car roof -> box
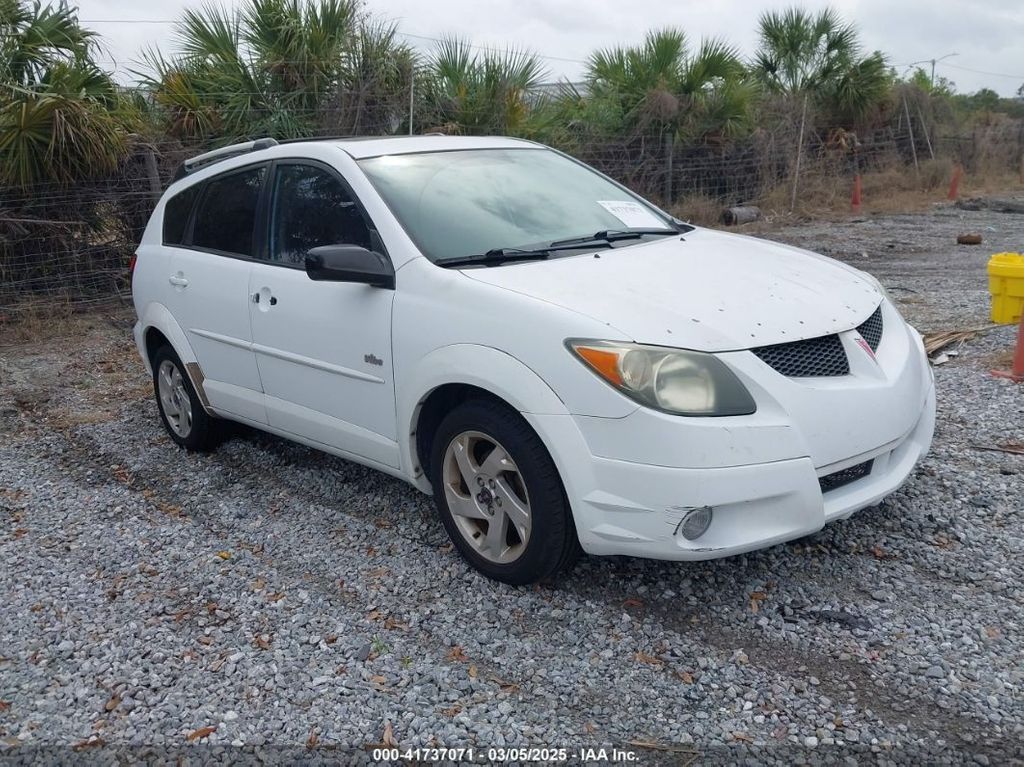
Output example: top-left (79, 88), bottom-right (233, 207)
top-left (326, 135), bottom-right (540, 159)
top-left (166, 135), bottom-right (545, 191)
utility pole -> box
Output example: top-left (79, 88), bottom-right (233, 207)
top-left (907, 53), bottom-right (957, 88)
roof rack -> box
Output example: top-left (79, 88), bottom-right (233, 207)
top-left (173, 137), bottom-right (279, 181)
top-left (275, 135), bottom-right (435, 144)
top-left (171, 133), bottom-right (460, 182)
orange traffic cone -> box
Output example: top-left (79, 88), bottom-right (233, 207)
top-left (851, 174), bottom-right (862, 214)
top-left (947, 164), bottom-right (963, 201)
top-left (992, 311), bottom-right (1024, 382)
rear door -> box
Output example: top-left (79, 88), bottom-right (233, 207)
top-left (247, 160), bottom-right (399, 468)
top-left (165, 165), bottom-right (268, 424)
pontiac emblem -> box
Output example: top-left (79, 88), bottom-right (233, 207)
top-left (854, 336), bottom-right (876, 362)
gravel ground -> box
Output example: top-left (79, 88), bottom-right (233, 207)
top-left (1, 201), bottom-right (1023, 764)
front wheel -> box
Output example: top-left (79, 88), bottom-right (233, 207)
top-left (430, 398), bottom-right (580, 585)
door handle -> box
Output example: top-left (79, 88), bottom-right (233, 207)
top-left (168, 274), bottom-right (189, 287)
top-left (252, 292), bottom-right (278, 306)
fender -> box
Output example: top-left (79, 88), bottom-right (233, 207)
top-left (136, 302), bottom-right (215, 415)
top-left (397, 344), bottom-right (572, 492)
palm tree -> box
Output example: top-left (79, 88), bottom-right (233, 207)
top-left (752, 7), bottom-right (890, 124)
top-left (577, 28), bottom-right (753, 143)
top-left (333, 19), bottom-right (417, 135)
top-left (419, 36), bottom-right (547, 136)
top-left (140, 0), bottom-right (415, 142)
top-left (0, 0), bottom-right (130, 187)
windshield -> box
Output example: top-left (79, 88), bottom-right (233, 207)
top-left (357, 148), bottom-right (674, 263)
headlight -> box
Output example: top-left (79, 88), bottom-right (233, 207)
top-left (567, 340), bottom-right (756, 416)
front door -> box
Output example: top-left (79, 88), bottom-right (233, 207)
top-left (248, 161), bottom-right (399, 468)
top-left (166, 164), bottom-right (268, 424)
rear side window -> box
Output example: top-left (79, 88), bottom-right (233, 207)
top-left (162, 185), bottom-right (198, 246)
top-left (192, 166), bottom-right (266, 257)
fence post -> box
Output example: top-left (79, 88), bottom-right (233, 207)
top-left (663, 131), bottom-right (674, 204)
top-left (903, 96), bottom-right (920, 181)
top-left (142, 147), bottom-right (162, 204)
top-left (1018, 120), bottom-right (1024, 185)
top-left (916, 103), bottom-right (935, 160)
top-left (790, 94), bottom-right (808, 212)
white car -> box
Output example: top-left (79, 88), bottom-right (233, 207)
top-left (131, 135), bottom-right (935, 584)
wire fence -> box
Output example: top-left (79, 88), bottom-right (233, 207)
top-left (1, 94), bottom-right (1022, 321)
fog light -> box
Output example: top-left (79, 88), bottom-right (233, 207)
top-left (680, 506), bottom-right (713, 540)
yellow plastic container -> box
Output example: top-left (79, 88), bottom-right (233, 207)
top-left (988, 252), bottom-right (1024, 324)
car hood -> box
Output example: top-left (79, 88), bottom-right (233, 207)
top-left (460, 228), bottom-right (883, 351)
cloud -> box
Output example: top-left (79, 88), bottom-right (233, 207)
top-left (78, 0), bottom-right (1024, 95)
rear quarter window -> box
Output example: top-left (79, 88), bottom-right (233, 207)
top-left (162, 185), bottom-right (199, 246)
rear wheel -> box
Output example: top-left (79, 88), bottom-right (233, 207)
top-left (430, 398), bottom-right (580, 584)
top-left (152, 345), bottom-right (218, 451)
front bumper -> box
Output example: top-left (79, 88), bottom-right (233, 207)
top-left (531, 381), bottom-right (934, 560)
top-left (528, 310), bottom-right (937, 561)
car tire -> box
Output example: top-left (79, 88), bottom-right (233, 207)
top-left (430, 397), bottom-right (581, 585)
top-left (151, 345), bottom-right (219, 452)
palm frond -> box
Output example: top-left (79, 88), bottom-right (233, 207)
top-left (0, 1), bottom-right (129, 188)
top-left (176, 3), bottom-right (244, 65)
top-left (752, 5), bottom-right (888, 126)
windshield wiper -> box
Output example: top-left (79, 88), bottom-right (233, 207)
top-left (549, 227), bottom-right (681, 248)
top-left (437, 248), bottom-right (553, 269)
top-left (438, 229), bottom-right (682, 269)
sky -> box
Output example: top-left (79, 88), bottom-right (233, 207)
top-left (77, 0), bottom-right (1024, 97)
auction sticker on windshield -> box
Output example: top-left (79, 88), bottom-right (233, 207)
top-left (596, 200), bottom-right (665, 228)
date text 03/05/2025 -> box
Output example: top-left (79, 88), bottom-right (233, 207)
top-left (370, 746), bottom-right (640, 762)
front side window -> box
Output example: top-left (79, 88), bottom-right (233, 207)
top-left (357, 148), bottom-right (673, 263)
top-left (192, 166), bottom-right (266, 257)
top-left (268, 164), bottom-right (372, 266)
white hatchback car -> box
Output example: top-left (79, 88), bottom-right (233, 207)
top-left (132, 135), bottom-right (935, 584)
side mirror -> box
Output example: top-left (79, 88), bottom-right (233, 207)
top-left (305, 245), bottom-right (395, 289)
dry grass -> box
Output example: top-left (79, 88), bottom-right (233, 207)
top-left (672, 195), bottom-right (727, 227)
top-left (1, 312), bottom-right (147, 438)
top-left (753, 161), bottom-right (1024, 221)
top-left (670, 157), bottom-right (1024, 232)
top-left (958, 169), bottom-right (1024, 199)
top-left (0, 300), bottom-right (130, 347)
top-left (659, 158), bottom-right (1019, 239)
top-left (673, 195), bottom-right (806, 230)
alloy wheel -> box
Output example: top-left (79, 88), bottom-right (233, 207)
top-left (441, 430), bottom-right (532, 564)
top-left (157, 359), bottom-right (193, 438)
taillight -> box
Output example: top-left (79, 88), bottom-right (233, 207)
top-left (129, 253), bottom-right (138, 277)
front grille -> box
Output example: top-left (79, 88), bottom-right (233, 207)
top-left (819, 460), bottom-right (873, 493)
top-left (752, 333), bottom-right (849, 377)
top-left (856, 305), bottom-right (884, 351)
